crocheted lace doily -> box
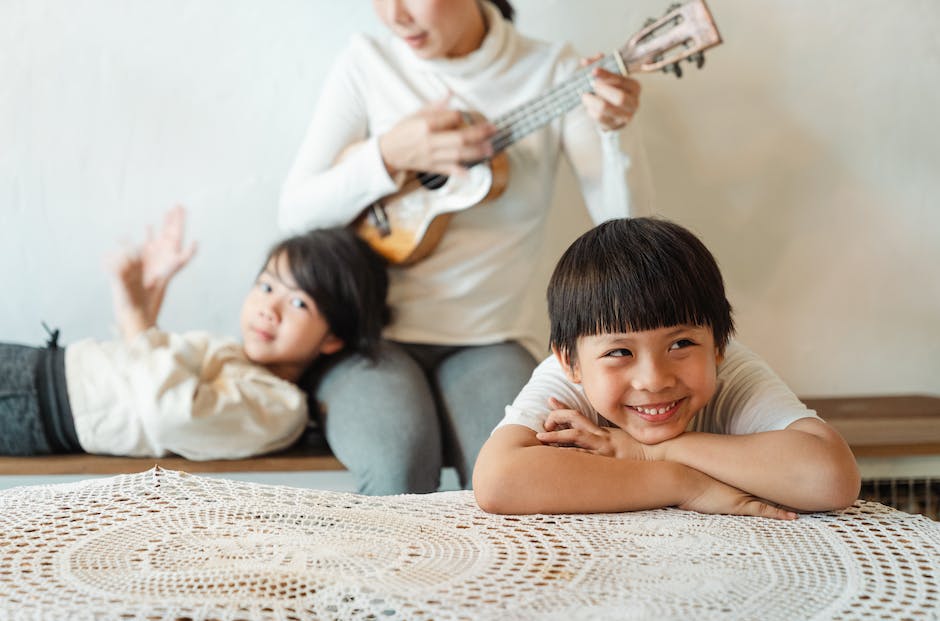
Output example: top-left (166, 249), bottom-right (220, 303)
top-left (0, 468), bottom-right (937, 620)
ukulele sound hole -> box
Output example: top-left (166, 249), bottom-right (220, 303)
top-left (417, 172), bottom-right (448, 190)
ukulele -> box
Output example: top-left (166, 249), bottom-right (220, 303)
top-left (354, 0), bottom-right (722, 265)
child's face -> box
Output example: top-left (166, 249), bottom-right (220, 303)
top-left (239, 253), bottom-right (342, 382)
top-left (557, 325), bottom-right (722, 445)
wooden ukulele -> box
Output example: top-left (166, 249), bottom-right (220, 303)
top-left (354, 0), bottom-right (722, 265)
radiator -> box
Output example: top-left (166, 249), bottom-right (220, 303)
top-left (855, 455), bottom-right (940, 520)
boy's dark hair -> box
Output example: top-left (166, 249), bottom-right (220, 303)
top-left (264, 228), bottom-right (390, 361)
top-left (548, 217), bottom-right (734, 362)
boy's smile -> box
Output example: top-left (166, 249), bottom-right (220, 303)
top-left (556, 325), bottom-right (723, 445)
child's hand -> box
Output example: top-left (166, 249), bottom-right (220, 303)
top-left (106, 206), bottom-right (197, 341)
top-left (107, 247), bottom-right (152, 340)
top-left (139, 205), bottom-right (197, 288)
top-left (537, 397), bottom-right (652, 461)
top-left (679, 471), bottom-right (798, 521)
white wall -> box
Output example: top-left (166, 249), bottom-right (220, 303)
top-left (2, 0), bottom-right (937, 397)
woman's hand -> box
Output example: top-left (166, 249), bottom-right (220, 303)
top-left (580, 54), bottom-right (641, 131)
top-left (536, 397), bottom-right (654, 461)
top-left (378, 96), bottom-right (496, 178)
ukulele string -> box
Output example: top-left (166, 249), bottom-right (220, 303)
top-left (419, 54), bottom-right (618, 187)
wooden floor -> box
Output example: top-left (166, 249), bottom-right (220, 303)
top-left (0, 395), bottom-right (937, 476)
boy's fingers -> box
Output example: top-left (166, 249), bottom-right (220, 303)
top-left (751, 500), bottom-right (798, 521)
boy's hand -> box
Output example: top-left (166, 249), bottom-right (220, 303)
top-left (537, 397), bottom-right (653, 462)
top-left (680, 470), bottom-right (798, 521)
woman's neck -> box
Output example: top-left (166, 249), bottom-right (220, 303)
top-left (448, 1), bottom-right (488, 58)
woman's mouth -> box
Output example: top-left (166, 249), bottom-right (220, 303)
top-left (628, 399), bottom-right (682, 422)
top-left (402, 32), bottom-right (428, 49)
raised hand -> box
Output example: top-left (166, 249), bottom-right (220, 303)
top-left (580, 54), bottom-right (641, 131)
top-left (378, 95), bottom-right (496, 178)
top-left (107, 206), bottom-right (197, 340)
top-left (138, 205), bottom-right (198, 289)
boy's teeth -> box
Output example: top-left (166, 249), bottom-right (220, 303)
top-left (635, 401), bottom-right (676, 415)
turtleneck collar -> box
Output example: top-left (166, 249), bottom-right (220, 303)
top-left (393, 1), bottom-right (512, 78)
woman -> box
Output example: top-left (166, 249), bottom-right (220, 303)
top-left (279, 0), bottom-right (645, 494)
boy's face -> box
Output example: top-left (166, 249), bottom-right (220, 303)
top-left (240, 253), bottom-right (343, 382)
top-left (557, 325), bottom-right (722, 445)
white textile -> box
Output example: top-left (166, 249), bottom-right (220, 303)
top-left (279, 1), bottom-right (643, 347)
top-left (1, 468), bottom-right (937, 620)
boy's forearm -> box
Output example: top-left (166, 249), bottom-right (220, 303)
top-left (658, 421), bottom-right (860, 511)
top-left (474, 429), bottom-right (698, 514)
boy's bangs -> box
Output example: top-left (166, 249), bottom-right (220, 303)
top-left (577, 261), bottom-right (718, 340)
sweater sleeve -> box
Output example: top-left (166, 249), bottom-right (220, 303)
top-left (69, 330), bottom-right (307, 460)
top-left (278, 38), bottom-right (399, 233)
top-left (556, 45), bottom-right (651, 223)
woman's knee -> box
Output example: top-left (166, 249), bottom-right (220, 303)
top-left (315, 342), bottom-right (443, 494)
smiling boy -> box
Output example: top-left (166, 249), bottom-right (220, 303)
top-left (473, 217), bottom-right (860, 517)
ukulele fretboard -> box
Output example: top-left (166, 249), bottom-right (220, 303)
top-left (490, 54), bottom-right (621, 153)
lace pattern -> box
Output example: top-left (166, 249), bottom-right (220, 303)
top-left (0, 468), bottom-right (937, 620)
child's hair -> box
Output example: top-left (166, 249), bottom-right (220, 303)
top-left (548, 217), bottom-right (734, 362)
top-left (263, 228), bottom-right (390, 361)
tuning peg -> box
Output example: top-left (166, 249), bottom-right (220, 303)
top-left (687, 51), bottom-right (705, 69)
top-left (644, 17), bottom-right (656, 27)
top-left (666, 3), bottom-right (682, 14)
top-left (662, 62), bottom-right (683, 78)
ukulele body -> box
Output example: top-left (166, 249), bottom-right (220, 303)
top-left (353, 152), bottom-right (509, 265)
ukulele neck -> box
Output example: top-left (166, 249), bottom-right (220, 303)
top-left (489, 54), bottom-right (621, 154)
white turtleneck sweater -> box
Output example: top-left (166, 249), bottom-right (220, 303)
top-left (279, 2), bottom-right (643, 346)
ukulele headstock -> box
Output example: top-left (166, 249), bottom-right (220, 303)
top-left (617, 0), bottom-right (722, 78)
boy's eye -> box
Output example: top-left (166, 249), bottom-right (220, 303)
top-left (605, 348), bottom-right (633, 358)
top-left (290, 297), bottom-right (308, 310)
top-left (669, 339), bottom-right (695, 350)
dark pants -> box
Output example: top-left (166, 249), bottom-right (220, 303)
top-left (0, 342), bottom-right (79, 455)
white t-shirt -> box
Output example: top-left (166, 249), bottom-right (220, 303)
top-left (496, 341), bottom-right (819, 435)
top-left (279, 1), bottom-right (647, 346)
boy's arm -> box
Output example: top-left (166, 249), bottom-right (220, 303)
top-left (473, 424), bottom-right (796, 519)
top-left (650, 418), bottom-right (860, 512)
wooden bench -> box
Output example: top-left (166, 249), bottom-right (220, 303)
top-left (0, 395), bottom-right (936, 476)
top-left (0, 448), bottom-right (345, 476)
top-left (803, 395), bottom-right (940, 458)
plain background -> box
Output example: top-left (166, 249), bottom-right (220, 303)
top-left (2, 0), bottom-right (938, 398)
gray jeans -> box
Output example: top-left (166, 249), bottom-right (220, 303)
top-left (0, 342), bottom-right (78, 455)
top-left (314, 340), bottom-right (536, 495)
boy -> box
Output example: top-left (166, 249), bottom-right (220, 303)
top-left (473, 217), bottom-right (860, 518)
top-left (0, 206), bottom-right (389, 460)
